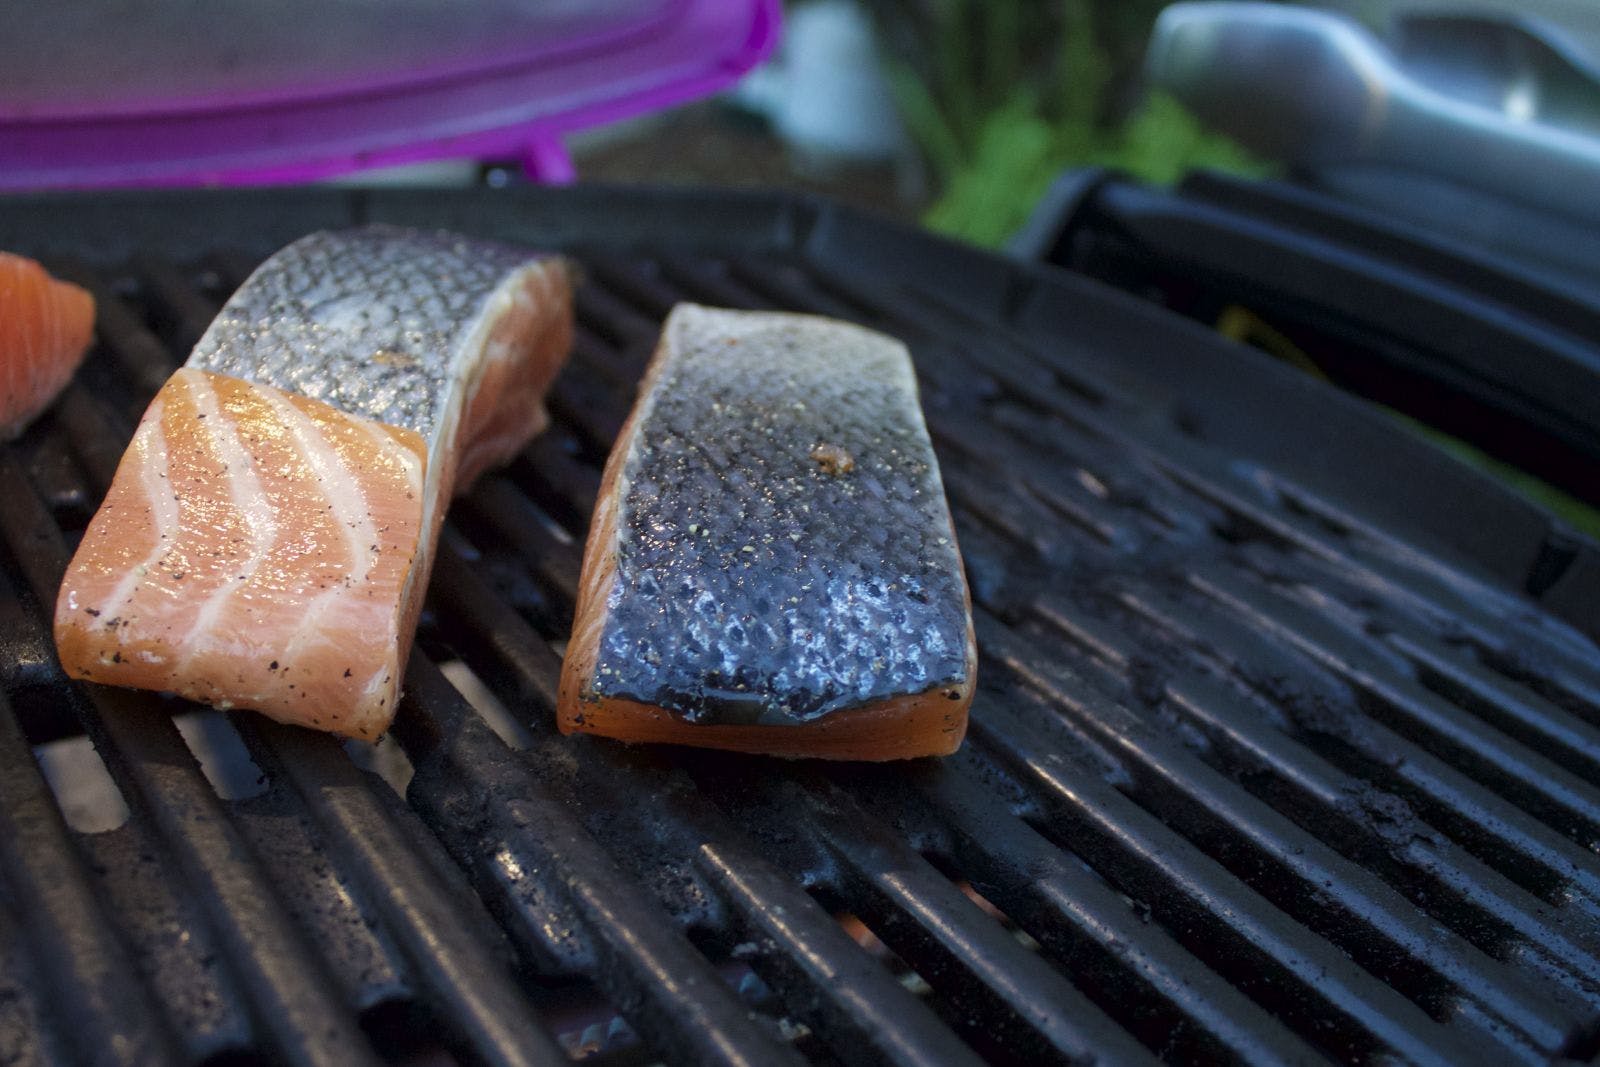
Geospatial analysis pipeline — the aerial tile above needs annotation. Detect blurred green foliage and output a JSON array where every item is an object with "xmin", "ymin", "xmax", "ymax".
[{"xmin": 868, "ymin": 0, "xmax": 1271, "ymax": 246}]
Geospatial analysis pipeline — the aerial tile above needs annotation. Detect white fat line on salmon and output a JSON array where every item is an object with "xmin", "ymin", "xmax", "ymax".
[
  {"xmin": 173, "ymin": 373, "xmax": 278, "ymax": 669},
  {"xmin": 354, "ymin": 419, "xmax": 423, "ymax": 500},
  {"xmin": 90, "ymin": 396, "xmax": 179, "ymax": 626},
  {"xmin": 257, "ymin": 388, "xmax": 381, "ymax": 672},
  {"xmin": 350, "ymin": 416, "xmax": 422, "ymax": 716}
]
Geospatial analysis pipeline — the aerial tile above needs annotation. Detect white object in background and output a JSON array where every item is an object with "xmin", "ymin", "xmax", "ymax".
[{"xmin": 736, "ymin": 0, "xmax": 905, "ymax": 161}]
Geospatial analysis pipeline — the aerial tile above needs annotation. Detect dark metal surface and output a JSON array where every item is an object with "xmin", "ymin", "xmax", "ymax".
[
  {"xmin": 1, "ymin": 186, "xmax": 1598, "ymax": 1066},
  {"xmin": 1028, "ymin": 168, "xmax": 1600, "ymax": 514}
]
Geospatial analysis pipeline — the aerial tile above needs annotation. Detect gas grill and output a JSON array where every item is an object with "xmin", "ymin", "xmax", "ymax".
[{"xmin": 1, "ymin": 185, "xmax": 1598, "ymax": 1066}]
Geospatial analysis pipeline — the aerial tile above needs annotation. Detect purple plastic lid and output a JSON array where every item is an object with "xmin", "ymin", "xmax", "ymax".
[{"xmin": 0, "ymin": 0, "xmax": 778, "ymax": 188}]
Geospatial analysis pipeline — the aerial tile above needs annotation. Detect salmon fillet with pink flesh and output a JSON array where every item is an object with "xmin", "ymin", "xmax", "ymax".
[
  {"xmin": 55, "ymin": 369, "xmax": 426, "ymax": 739},
  {"xmin": 1, "ymin": 252, "xmax": 95, "ymax": 441},
  {"xmin": 54, "ymin": 226, "xmax": 573, "ymax": 738}
]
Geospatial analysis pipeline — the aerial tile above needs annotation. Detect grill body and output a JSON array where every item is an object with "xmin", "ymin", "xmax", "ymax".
[{"xmin": 0, "ymin": 186, "xmax": 1598, "ymax": 1066}]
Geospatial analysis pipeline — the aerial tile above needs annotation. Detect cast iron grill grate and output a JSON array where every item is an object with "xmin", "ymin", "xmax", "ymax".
[{"xmin": 1, "ymin": 187, "xmax": 1598, "ymax": 1067}]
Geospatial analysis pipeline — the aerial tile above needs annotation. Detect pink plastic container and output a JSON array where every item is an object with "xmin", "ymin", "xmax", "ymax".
[{"xmin": 0, "ymin": 0, "xmax": 778, "ymax": 189}]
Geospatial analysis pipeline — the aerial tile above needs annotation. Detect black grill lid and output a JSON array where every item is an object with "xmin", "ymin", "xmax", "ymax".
[
  {"xmin": 0, "ymin": 186, "xmax": 1598, "ymax": 1066},
  {"xmin": 1020, "ymin": 167, "xmax": 1600, "ymax": 519}
]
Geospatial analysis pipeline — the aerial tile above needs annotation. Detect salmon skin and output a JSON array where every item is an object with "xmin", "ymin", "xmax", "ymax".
[
  {"xmin": 559, "ymin": 304, "xmax": 975, "ymax": 760},
  {"xmin": 55, "ymin": 227, "xmax": 573, "ymax": 739},
  {"xmin": 1, "ymin": 252, "xmax": 95, "ymax": 441},
  {"xmin": 187, "ymin": 226, "xmax": 571, "ymax": 490}
]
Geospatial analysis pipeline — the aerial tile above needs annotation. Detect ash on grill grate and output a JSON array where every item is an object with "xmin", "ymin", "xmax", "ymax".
[{"xmin": 1, "ymin": 188, "xmax": 1598, "ymax": 1066}]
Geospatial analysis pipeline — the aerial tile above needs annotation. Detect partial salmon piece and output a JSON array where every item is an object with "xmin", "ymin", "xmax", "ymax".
[
  {"xmin": 558, "ymin": 304, "xmax": 975, "ymax": 760},
  {"xmin": 1, "ymin": 252, "xmax": 95, "ymax": 440},
  {"xmin": 56, "ymin": 227, "xmax": 573, "ymax": 739}
]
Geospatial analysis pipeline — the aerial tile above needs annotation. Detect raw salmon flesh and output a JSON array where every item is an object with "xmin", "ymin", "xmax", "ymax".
[{"xmin": 1, "ymin": 252, "xmax": 95, "ymax": 441}]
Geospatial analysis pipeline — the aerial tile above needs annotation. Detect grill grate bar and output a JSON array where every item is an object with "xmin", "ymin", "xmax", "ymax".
[
  {"xmin": 921, "ymin": 748, "xmax": 1433, "ymax": 1062},
  {"xmin": 53, "ymin": 261, "xmax": 175, "ymax": 406},
  {"xmin": 457, "ymin": 476, "xmax": 585, "ymax": 619},
  {"xmin": 240, "ymin": 719, "xmax": 572, "ymax": 1067},
  {"xmin": 1036, "ymin": 567, "xmax": 1600, "ymax": 984},
  {"xmin": 398, "ymin": 656, "xmax": 808, "ymax": 1067},
  {"xmin": 1185, "ymin": 560, "xmax": 1600, "ymax": 846},
  {"xmin": 421, "ymin": 535, "xmax": 1025, "ymax": 1067},
  {"xmin": 1392, "ymin": 629, "xmax": 1600, "ymax": 782},
  {"xmin": 2, "ymin": 192, "xmax": 1598, "ymax": 1066},
  {"xmin": 1219, "ymin": 536, "xmax": 1600, "ymax": 732},
  {"xmin": 0, "ymin": 688, "xmax": 179, "ymax": 1067},
  {"xmin": 1130, "ymin": 567, "xmax": 1600, "ymax": 911},
  {"xmin": 977, "ymin": 615, "xmax": 1588, "ymax": 1054},
  {"xmin": 959, "ymin": 689, "xmax": 1478, "ymax": 1065},
  {"xmin": 788, "ymin": 778, "xmax": 1162, "ymax": 1065},
  {"xmin": 1153, "ymin": 662, "xmax": 1600, "ymax": 998},
  {"xmin": 897, "ymin": 758, "xmax": 1356, "ymax": 1065},
  {"xmin": 131, "ymin": 255, "xmax": 224, "ymax": 353},
  {"xmin": 690, "ymin": 841, "xmax": 994, "ymax": 1067},
  {"xmin": 0, "ymin": 895, "xmax": 56, "ymax": 1067},
  {"xmin": 557, "ymin": 251, "xmax": 1600, "ymax": 1057},
  {"xmin": 1151, "ymin": 450, "xmax": 1600, "ymax": 695},
  {"xmin": 426, "ymin": 541, "xmax": 568, "ymax": 714},
  {"xmin": 545, "ymin": 364, "xmax": 628, "ymax": 460},
  {"xmin": 0, "ymin": 466, "xmax": 384, "ymax": 1067},
  {"xmin": 510, "ymin": 433, "xmax": 605, "ymax": 533}
]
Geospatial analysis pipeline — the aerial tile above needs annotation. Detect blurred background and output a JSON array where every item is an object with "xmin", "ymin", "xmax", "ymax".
[
  {"xmin": 572, "ymin": 0, "xmax": 1600, "ymax": 249},
  {"xmin": 572, "ymin": 0, "xmax": 1268, "ymax": 244}
]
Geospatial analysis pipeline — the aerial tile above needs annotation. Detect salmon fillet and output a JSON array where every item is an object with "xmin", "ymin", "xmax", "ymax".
[
  {"xmin": 558, "ymin": 304, "xmax": 975, "ymax": 760},
  {"xmin": 1, "ymin": 252, "xmax": 95, "ymax": 441},
  {"xmin": 55, "ymin": 227, "xmax": 573, "ymax": 739}
]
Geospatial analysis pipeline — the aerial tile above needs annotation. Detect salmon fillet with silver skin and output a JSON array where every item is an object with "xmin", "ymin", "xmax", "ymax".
[
  {"xmin": 55, "ymin": 228, "xmax": 573, "ymax": 740},
  {"xmin": 1, "ymin": 252, "xmax": 95, "ymax": 441},
  {"xmin": 559, "ymin": 304, "xmax": 975, "ymax": 760}
]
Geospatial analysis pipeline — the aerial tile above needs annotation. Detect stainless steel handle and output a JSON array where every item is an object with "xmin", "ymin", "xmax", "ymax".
[{"xmin": 1147, "ymin": 1, "xmax": 1600, "ymax": 222}]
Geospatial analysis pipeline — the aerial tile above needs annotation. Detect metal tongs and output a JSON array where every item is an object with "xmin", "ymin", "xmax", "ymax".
[{"xmin": 1148, "ymin": 2, "xmax": 1600, "ymax": 222}]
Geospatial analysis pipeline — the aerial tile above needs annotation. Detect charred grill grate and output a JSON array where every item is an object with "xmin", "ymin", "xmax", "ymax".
[{"xmin": 1, "ymin": 187, "xmax": 1599, "ymax": 1067}]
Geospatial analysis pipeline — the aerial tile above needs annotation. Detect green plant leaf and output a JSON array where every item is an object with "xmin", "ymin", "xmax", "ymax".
[
  {"xmin": 1091, "ymin": 91, "xmax": 1271, "ymax": 185},
  {"xmin": 923, "ymin": 90, "xmax": 1270, "ymax": 247},
  {"xmin": 866, "ymin": 0, "xmax": 1271, "ymax": 246}
]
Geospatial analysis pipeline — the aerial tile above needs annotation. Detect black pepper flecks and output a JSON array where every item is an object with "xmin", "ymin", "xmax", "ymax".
[{"xmin": 589, "ymin": 305, "xmax": 970, "ymax": 726}]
